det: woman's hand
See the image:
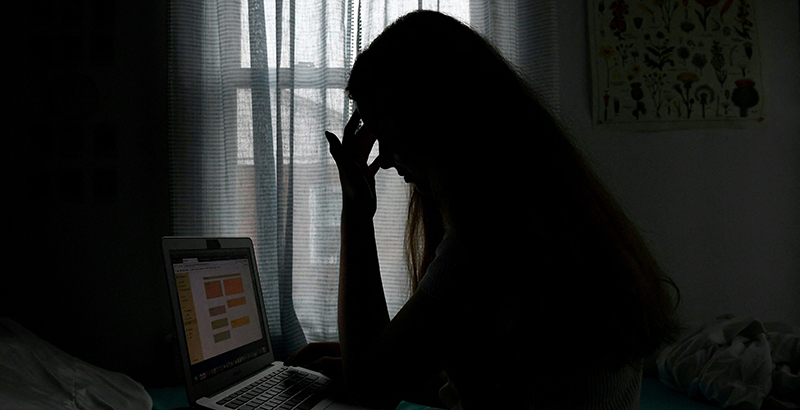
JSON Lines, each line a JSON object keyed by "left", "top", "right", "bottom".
{"left": 284, "top": 342, "right": 344, "bottom": 389}
{"left": 326, "top": 110, "right": 381, "bottom": 217}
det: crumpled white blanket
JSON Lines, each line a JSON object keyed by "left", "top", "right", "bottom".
{"left": 0, "top": 318, "right": 152, "bottom": 410}
{"left": 658, "top": 314, "right": 799, "bottom": 409}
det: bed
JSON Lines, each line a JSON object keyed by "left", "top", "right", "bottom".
{"left": 2, "top": 316, "right": 796, "bottom": 409}
{"left": 144, "top": 377, "right": 723, "bottom": 410}
{"left": 0, "top": 318, "right": 152, "bottom": 410}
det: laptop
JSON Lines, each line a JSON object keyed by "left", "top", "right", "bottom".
{"left": 161, "top": 237, "right": 363, "bottom": 410}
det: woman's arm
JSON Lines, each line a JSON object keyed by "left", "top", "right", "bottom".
{"left": 325, "top": 113, "right": 451, "bottom": 408}
{"left": 298, "top": 207, "right": 450, "bottom": 408}
{"left": 326, "top": 111, "right": 391, "bottom": 391}
{"left": 337, "top": 207, "right": 390, "bottom": 391}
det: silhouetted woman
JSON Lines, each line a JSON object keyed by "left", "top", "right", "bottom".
{"left": 287, "top": 10, "right": 680, "bottom": 410}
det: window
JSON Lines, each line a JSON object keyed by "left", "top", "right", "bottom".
{"left": 169, "top": 0, "right": 559, "bottom": 350}
{"left": 224, "top": 0, "right": 472, "bottom": 341}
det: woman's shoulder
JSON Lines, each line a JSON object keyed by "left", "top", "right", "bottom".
{"left": 418, "top": 232, "right": 469, "bottom": 301}
{"left": 419, "top": 231, "right": 531, "bottom": 319}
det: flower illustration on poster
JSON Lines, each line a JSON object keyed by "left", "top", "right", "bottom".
{"left": 589, "top": 0, "right": 764, "bottom": 130}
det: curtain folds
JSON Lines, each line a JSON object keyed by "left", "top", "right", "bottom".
{"left": 168, "top": 0, "right": 558, "bottom": 359}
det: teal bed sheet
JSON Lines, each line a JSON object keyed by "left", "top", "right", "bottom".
{"left": 147, "top": 387, "right": 189, "bottom": 410}
{"left": 639, "top": 378, "right": 718, "bottom": 410}
{"left": 147, "top": 377, "right": 719, "bottom": 410}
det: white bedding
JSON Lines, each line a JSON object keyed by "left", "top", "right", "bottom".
{"left": 657, "top": 314, "right": 799, "bottom": 410}
{"left": 0, "top": 318, "right": 152, "bottom": 410}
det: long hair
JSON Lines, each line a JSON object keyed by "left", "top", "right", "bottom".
{"left": 404, "top": 187, "right": 445, "bottom": 292}
{"left": 347, "top": 10, "right": 680, "bottom": 367}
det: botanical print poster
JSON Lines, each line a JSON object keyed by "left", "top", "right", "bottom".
{"left": 588, "top": 0, "right": 765, "bottom": 130}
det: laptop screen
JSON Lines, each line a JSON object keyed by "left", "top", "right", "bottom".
{"left": 169, "top": 247, "right": 271, "bottom": 384}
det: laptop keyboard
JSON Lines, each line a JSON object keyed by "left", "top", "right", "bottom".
{"left": 216, "top": 367, "right": 330, "bottom": 410}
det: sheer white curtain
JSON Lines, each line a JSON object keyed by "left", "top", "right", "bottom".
{"left": 168, "top": 0, "right": 558, "bottom": 359}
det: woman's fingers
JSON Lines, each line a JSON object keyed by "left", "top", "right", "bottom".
{"left": 303, "top": 357, "right": 345, "bottom": 390}
{"left": 339, "top": 110, "right": 377, "bottom": 164}
{"left": 342, "top": 110, "right": 362, "bottom": 144}
{"left": 325, "top": 131, "right": 342, "bottom": 159}
{"left": 324, "top": 111, "right": 380, "bottom": 216}
{"left": 326, "top": 116, "right": 378, "bottom": 171}
{"left": 285, "top": 342, "right": 341, "bottom": 367}
{"left": 352, "top": 130, "right": 377, "bottom": 166}
{"left": 368, "top": 156, "right": 381, "bottom": 177}
{"left": 302, "top": 356, "right": 342, "bottom": 373}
